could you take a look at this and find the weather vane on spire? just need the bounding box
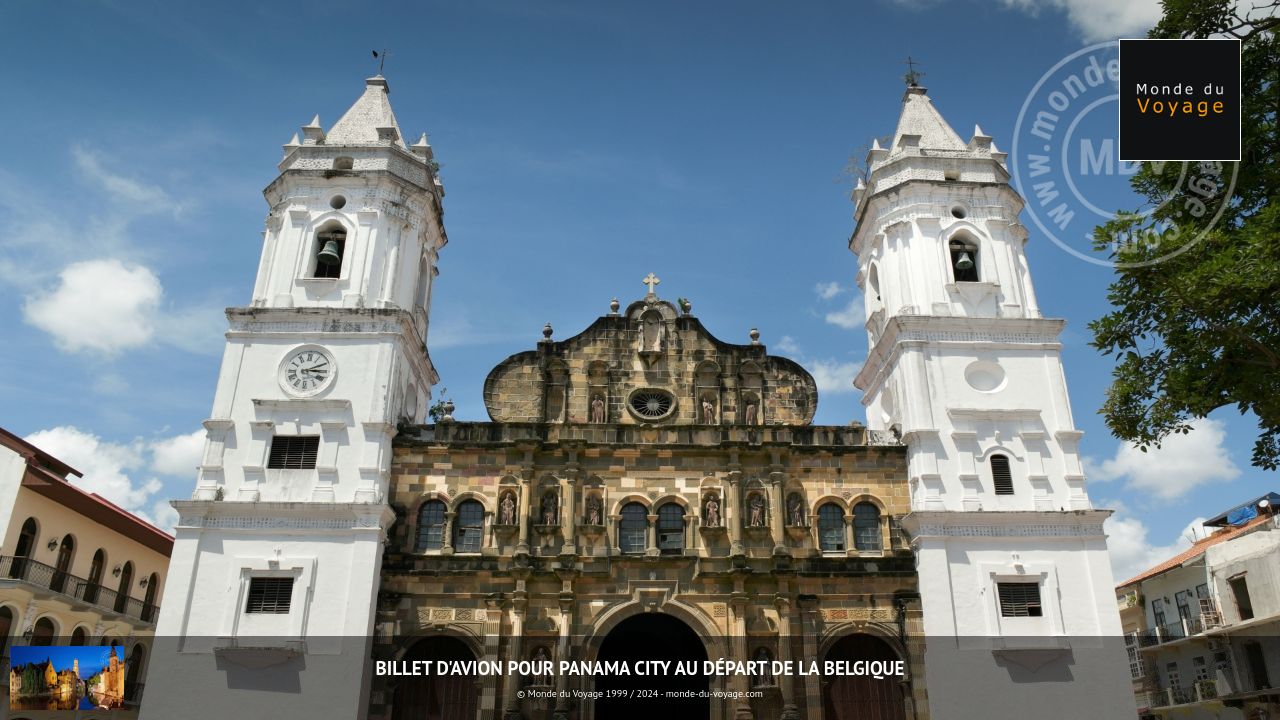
[904,56,924,87]
[372,49,389,76]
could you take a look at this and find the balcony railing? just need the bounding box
[0,556,158,624]
[1147,680,1221,708]
[1139,608,1225,647]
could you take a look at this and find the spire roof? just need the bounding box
[326,76,407,150]
[891,86,965,151]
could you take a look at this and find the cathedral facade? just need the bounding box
[139,74,1136,720]
[371,290,925,719]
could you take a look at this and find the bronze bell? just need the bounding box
[317,239,342,266]
[954,251,974,271]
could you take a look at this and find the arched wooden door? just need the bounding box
[115,562,133,613]
[392,636,478,720]
[822,634,907,720]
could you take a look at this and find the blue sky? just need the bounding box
[0,0,1271,581]
[11,645,119,677]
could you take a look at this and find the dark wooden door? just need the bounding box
[392,636,478,720]
[822,634,907,720]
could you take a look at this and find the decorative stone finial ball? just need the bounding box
[610,298,620,314]
[749,328,761,344]
[543,323,553,340]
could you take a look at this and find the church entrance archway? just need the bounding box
[822,633,907,720]
[594,612,710,719]
[391,635,478,720]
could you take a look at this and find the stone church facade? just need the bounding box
[371,290,926,720]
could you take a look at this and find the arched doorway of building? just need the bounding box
[391,635,478,720]
[595,612,710,719]
[30,617,55,646]
[10,518,37,579]
[822,633,907,720]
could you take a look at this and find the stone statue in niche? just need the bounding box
[499,492,517,525]
[641,313,665,353]
[704,496,721,528]
[753,648,774,686]
[788,494,805,526]
[541,492,558,525]
[748,494,766,527]
[701,398,717,424]
[585,495,602,525]
[532,647,551,686]
[590,394,606,423]
[743,399,758,425]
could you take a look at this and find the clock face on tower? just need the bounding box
[279,346,336,397]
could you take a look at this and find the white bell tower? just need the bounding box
[141,76,446,720]
[851,85,1135,719]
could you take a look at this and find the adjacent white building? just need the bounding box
[139,76,446,720]
[851,85,1136,719]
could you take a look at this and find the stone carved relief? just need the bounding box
[541,491,559,525]
[499,492,517,525]
[703,494,722,528]
[585,494,603,526]
[590,394,607,423]
[787,493,806,527]
[747,493,767,528]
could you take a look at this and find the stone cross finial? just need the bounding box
[642,272,660,295]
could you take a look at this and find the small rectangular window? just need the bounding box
[997,582,1043,617]
[991,455,1014,495]
[267,436,319,469]
[245,577,294,614]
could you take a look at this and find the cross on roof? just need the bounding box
[904,56,924,87]
[642,272,660,295]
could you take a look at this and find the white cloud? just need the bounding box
[23,426,199,533]
[71,145,173,208]
[999,0,1161,42]
[1106,510,1208,583]
[24,426,160,514]
[21,258,224,356]
[23,259,163,354]
[1087,418,1240,501]
[889,0,1161,42]
[814,281,844,300]
[150,429,205,477]
[808,359,860,395]
[775,335,802,355]
[824,296,865,330]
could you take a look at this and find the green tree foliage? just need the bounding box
[1089,0,1279,469]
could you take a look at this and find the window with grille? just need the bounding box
[416,500,446,551]
[245,577,294,614]
[267,436,319,469]
[853,503,881,551]
[818,503,845,553]
[997,582,1042,617]
[619,503,648,554]
[452,500,484,553]
[991,454,1014,495]
[657,503,685,554]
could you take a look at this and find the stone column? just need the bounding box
[502,594,528,720]
[726,472,744,556]
[729,594,755,720]
[607,513,621,554]
[775,595,800,720]
[845,512,856,556]
[646,513,660,557]
[552,592,575,720]
[441,511,457,555]
[768,471,786,554]
[562,467,578,556]
[798,596,823,714]
[516,473,533,556]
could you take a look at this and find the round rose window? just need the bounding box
[628,389,675,421]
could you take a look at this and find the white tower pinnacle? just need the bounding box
[141,76,446,720]
[851,86,1134,719]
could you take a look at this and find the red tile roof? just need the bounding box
[1117,513,1273,588]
